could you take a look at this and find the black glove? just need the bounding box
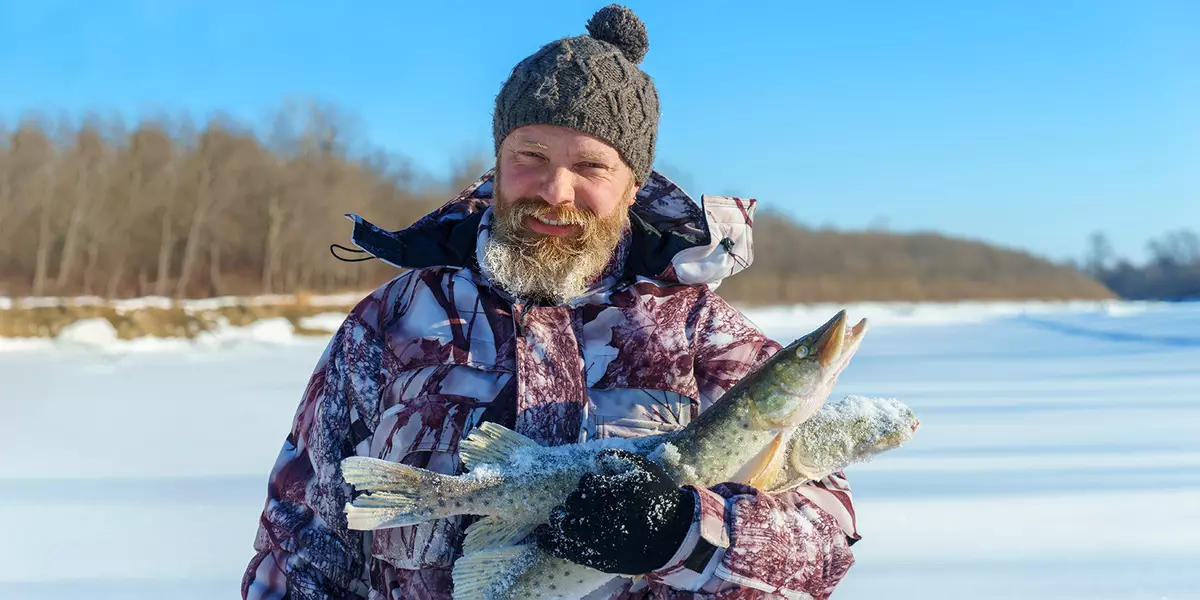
[534,449,696,575]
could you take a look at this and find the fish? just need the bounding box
[443,393,920,600]
[339,310,877,599]
[447,393,920,600]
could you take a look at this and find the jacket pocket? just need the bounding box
[586,388,694,440]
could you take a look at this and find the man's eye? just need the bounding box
[520,151,545,160]
[579,162,607,170]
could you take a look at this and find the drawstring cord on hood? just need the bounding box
[330,243,378,263]
[719,236,750,274]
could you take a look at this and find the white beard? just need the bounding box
[482,169,634,305]
[479,232,611,305]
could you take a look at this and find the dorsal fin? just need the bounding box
[459,421,539,471]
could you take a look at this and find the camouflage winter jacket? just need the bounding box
[241,171,860,600]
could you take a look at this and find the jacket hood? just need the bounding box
[343,169,758,288]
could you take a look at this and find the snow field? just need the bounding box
[1,299,1197,598]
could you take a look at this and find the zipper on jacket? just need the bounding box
[514,303,531,337]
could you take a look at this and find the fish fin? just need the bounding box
[455,545,620,600]
[340,456,432,492]
[344,495,426,530]
[451,544,538,600]
[462,517,538,555]
[752,431,792,489]
[459,421,539,471]
[734,431,790,488]
[340,457,443,530]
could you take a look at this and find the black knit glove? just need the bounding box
[534,449,696,575]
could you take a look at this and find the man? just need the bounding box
[242,5,859,599]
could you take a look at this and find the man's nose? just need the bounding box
[540,167,575,207]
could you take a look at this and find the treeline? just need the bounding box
[1,102,1115,304]
[1079,231,1200,301]
[717,210,1113,304]
[0,102,478,299]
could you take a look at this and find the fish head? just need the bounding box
[749,310,869,430]
[785,399,921,481]
[872,403,921,451]
[855,402,921,458]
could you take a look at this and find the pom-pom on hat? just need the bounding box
[493,4,659,186]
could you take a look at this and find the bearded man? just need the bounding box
[242,5,859,599]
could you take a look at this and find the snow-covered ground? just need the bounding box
[1,299,1197,599]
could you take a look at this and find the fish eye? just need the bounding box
[795,345,809,358]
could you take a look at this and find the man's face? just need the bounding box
[483,124,638,304]
[495,124,637,231]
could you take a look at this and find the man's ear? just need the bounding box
[625,175,640,206]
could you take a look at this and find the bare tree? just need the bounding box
[1148,229,1200,268]
[4,120,59,296]
[1083,231,1114,277]
[54,121,111,292]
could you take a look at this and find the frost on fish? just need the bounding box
[766,395,921,492]
[646,440,682,466]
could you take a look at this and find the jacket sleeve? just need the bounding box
[241,300,386,600]
[647,289,860,599]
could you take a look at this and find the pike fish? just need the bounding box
[338,311,906,599]
[438,393,918,600]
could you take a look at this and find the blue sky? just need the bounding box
[1,0,1196,264]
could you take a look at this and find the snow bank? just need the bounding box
[0,337,55,352]
[55,318,119,346]
[298,312,349,332]
[0,292,368,312]
[0,315,341,354]
[0,297,1182,355]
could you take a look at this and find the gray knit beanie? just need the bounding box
[493,4,659,185]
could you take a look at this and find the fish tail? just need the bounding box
[340,456,492,530]
[345,492,425,530]
[340,455,437,492]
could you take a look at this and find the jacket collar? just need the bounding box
[344,168,759,291]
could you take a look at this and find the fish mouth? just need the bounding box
[812,310,848,368]
[813,311,868,369]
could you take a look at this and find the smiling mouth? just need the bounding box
[534,215,574,227]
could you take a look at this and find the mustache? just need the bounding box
[502,197,598,226]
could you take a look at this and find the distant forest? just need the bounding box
[0,102,459,299]
[0,101,1174,305]
[1077,231,1200,301]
